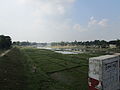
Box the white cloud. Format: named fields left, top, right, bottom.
left=73, top=24, right=87, bottom=32
left=17, top=0, right=32, bottom=4
left=88, top=16, right=108, bottom=28
left=39, top=2, right=54, bottom=15
left=67, top=0, right=76, bottom=3
left=73, top=17, right=109, bottom=32
left=37, top=2, right=66, bottom=15
left=24, top=0, right=77, bottom=34
left=98, top=19, right=108, bottom=27
left=17, top=0, right=75, bottom=16
left=16, top=0, right=77, bottom=37
left=88, top=17, right=97, bottom=27
left=57, top=5, right=65, bottom=14
left=73, top=24, right=81, bottom=30
left=17, top=0, right=26, bottom=4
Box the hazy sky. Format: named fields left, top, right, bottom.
left=0, top=0, right=120, bottom=42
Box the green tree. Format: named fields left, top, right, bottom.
left=0, top=35, right=12, bottom=49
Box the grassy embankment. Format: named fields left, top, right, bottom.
left=0, top=47, right=29, bottom=90
left=21, top=47, right=105, bottom=90
left=0, top=47, right=106, bottom=90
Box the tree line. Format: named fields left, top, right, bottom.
left=13, top=41, right=47, bottom=47
left=0, top=35, right=12, bottom=49
left=51, top=40, right=120, bottom=48
left=13, top=39, right=120, bottom=49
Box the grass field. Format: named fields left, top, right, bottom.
left=21, top=47, right=105, bottom=90
left=0, top=47, right=106, bottom=90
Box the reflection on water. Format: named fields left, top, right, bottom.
left=37, top=47, right=52, bottom=50
left=55, top=51, right=78, bottom=54
left=37, top=47, right=84, bottom=54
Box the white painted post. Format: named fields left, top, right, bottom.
left=114, top=53, right=120, bottom=90
left=89, top=55, right=119, bottom=90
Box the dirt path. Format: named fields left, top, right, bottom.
left=0, top=50, right=10, bottom=57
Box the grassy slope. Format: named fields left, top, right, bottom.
left=21, top=47, right=105, bottom=90
left=0, top=47, right=105, bottom=90
left=0, top=47, right=29, bottom=90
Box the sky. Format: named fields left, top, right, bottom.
left=0, top=0, right=120, bottom=42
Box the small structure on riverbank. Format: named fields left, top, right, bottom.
left=89, top=54, right=120, bottom=90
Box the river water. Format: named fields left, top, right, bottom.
left=54, top=51, right=79, bottom=54
left=37, top=47, right=85, bottom=54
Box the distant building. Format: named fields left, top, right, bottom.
left=109, top=44, right=117, bottom=48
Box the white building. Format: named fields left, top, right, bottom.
left=109, top=44, right=117, bottom=48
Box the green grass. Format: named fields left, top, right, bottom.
left=0, top=49, right=6, bottom=55
left=0, top=47, right=29, bottom=90
left=21, top=47, right=105, bottom=90
left=0, top=47, right=105, bottom=90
